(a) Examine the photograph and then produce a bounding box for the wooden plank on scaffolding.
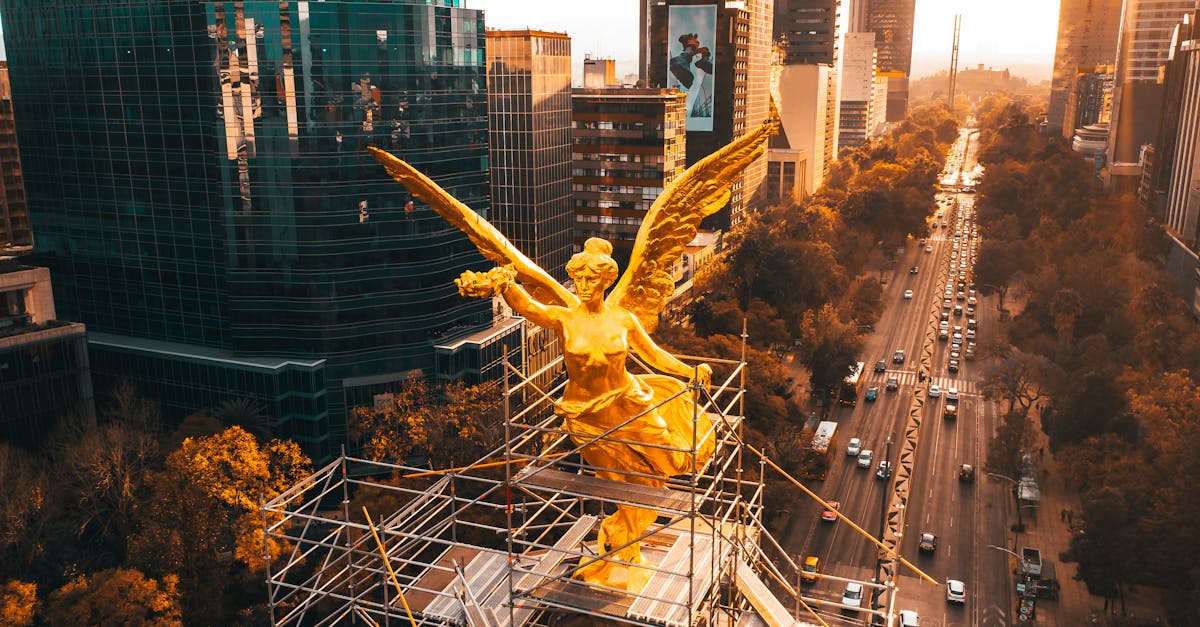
[626,532,716,627]
[488,514,599,627]
[733,558,802,627]
[421,549,507,626]
[513,467,694,513]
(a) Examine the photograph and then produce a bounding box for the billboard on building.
[666,5,716,132]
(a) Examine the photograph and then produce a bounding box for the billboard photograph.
[666,5,716,132]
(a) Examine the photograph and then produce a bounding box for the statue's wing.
[369,147,578,308]
[606,114,778,333]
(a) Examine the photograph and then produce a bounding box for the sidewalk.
[1011,410,1169,626]
[996,286,1169,625]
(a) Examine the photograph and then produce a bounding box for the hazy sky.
[469,0,1061,83]
[0,2,1061,80]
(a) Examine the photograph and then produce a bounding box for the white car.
[899,610,920,627]
[904,289,913,299]
[946,579,966,603]
[841,581,864,612]
[847,437,862,456]
[857,449,874,468]
[947,387,959,401]
[929,384,941,398]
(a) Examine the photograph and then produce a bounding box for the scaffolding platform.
[263,351,821,627]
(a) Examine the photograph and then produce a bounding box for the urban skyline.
[471,0,1061,83]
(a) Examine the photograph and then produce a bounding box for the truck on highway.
[1021,547,1042,577]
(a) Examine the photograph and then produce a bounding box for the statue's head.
[567,238,619,288]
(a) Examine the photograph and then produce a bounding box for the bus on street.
[838,361,865,407]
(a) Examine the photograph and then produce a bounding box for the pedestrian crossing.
[866,369,979,396]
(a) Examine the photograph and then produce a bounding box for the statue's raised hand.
[455,265,517,299]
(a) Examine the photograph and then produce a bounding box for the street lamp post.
[987,544,1020,560]
[986,471,1026,533]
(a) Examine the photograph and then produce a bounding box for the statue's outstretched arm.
[626,312,711,386]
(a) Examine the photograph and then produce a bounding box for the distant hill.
[910,67,1049,107]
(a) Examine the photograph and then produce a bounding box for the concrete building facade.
[570,87,688,268]
[839,31,877,148]
[0,62,30,254]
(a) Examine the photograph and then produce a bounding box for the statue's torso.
[560,310,629,399]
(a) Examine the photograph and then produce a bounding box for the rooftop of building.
[485,28,569,40]
[572,86,685,97]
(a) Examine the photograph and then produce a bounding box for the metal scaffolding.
[262,343,830,627]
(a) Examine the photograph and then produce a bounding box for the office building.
[583,56,618,88]
[486,30,573,283]
[867,0,915,121]
[571,87,687,267]
[1,1,500,461]
[1,261,93,449]
[775,0,839,65]
[839,31,877,148]
[647,0,774,227]
[1048,0,1123,136]
[765,147,810,204]
[1158,13,1200,258]
[774,0,846,178]
[772,64,833,194]
[1064,65,1116,135]
[1107,0,1199,188]
[0,62,30,255]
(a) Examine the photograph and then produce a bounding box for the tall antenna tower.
[948,14,962,107]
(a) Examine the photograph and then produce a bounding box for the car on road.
[841,582,864,613]
[898,610,920,627]
[952,332,963,342]
[875,360,887,373]
[966,329,976,340]
[946,579,966,603]
[847,437,862,456]
[857,450,874,468]
[821,500,840,522]
[865,386,879,402]
[886,375,899,391]
[909,266,919,274]
[876,460,893,480]
[925,245,933,253]
[893,349,906,364]
[947,387,959,401]
[918,533,937,553]
[940,320,950,331]
[964,348,976,360]
[949,349,960,360]
[928,384,941,398]
[959,464,975,482]
[801,555,821,584]
[903,289,913,299]
[938,329,949,341]
[968,296,978,305]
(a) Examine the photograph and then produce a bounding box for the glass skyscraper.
[0,0,493,461]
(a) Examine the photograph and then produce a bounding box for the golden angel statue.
[368,113,776,590]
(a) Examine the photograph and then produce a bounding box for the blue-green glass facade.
[0,0,492,461]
